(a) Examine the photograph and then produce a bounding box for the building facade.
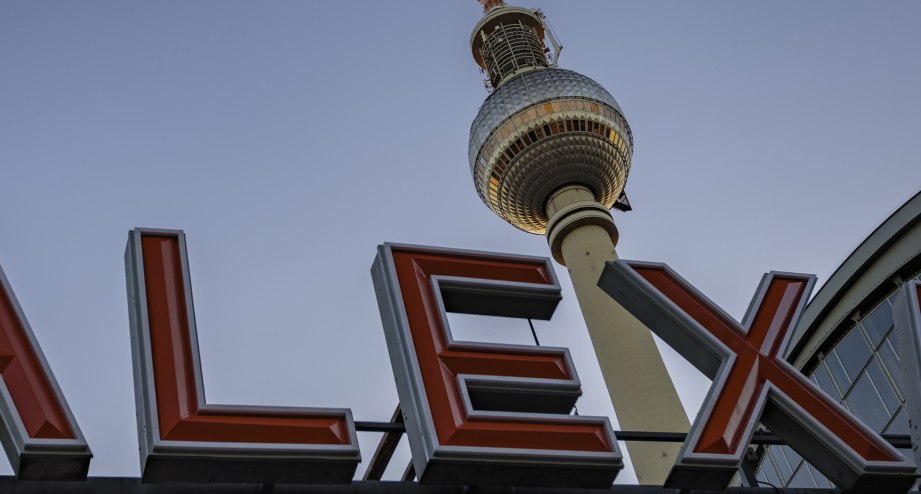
[756,190,921,488]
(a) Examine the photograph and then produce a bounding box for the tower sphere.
[468,4,634,234]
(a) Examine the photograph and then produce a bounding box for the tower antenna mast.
[478,0,506,12]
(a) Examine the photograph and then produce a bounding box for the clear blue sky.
[1,0,919,483]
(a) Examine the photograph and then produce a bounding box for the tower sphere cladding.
[468,1,634,234]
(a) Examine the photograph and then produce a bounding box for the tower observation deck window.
[480,21,549,87]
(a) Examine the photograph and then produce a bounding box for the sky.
[1,0,920,484]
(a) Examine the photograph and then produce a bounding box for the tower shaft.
[467,1,690,483]
[546,186,690,485]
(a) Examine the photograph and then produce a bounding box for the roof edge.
[788,188,921,364]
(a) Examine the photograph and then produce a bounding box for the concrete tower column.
[546,185,690,485]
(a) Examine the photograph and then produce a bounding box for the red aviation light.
[372,244,621,487]
[478,0,506,12]
[600,260,918,492]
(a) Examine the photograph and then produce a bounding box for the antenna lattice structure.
[468,2,633,235]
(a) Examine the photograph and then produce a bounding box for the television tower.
[467,1,690,484]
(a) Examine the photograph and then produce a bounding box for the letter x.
[599,261,917,492]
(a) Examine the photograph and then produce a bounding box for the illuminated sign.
[599,260,918,492]
[371,244,621,487]
[0,231,917,492]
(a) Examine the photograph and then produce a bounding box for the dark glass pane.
[789,461,817,488]
[770,445,793,481]
[826,351,853,390]
[812,362,840,400]
[879,336,904,394]
[780,445,803,482]
[806,462,833,488]
[846,370,889,431]
[836,330,872,381]
[758,452,783,488]
[867,356,900,414]
[885,407,909,435]
[889,319,902,347]
[863,301,894,347]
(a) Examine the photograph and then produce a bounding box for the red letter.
[125,229,359,483]
[600,260,917,492]
[372,243,621,487]
[0,264,91,479]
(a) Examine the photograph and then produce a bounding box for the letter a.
[0,263,91,479]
